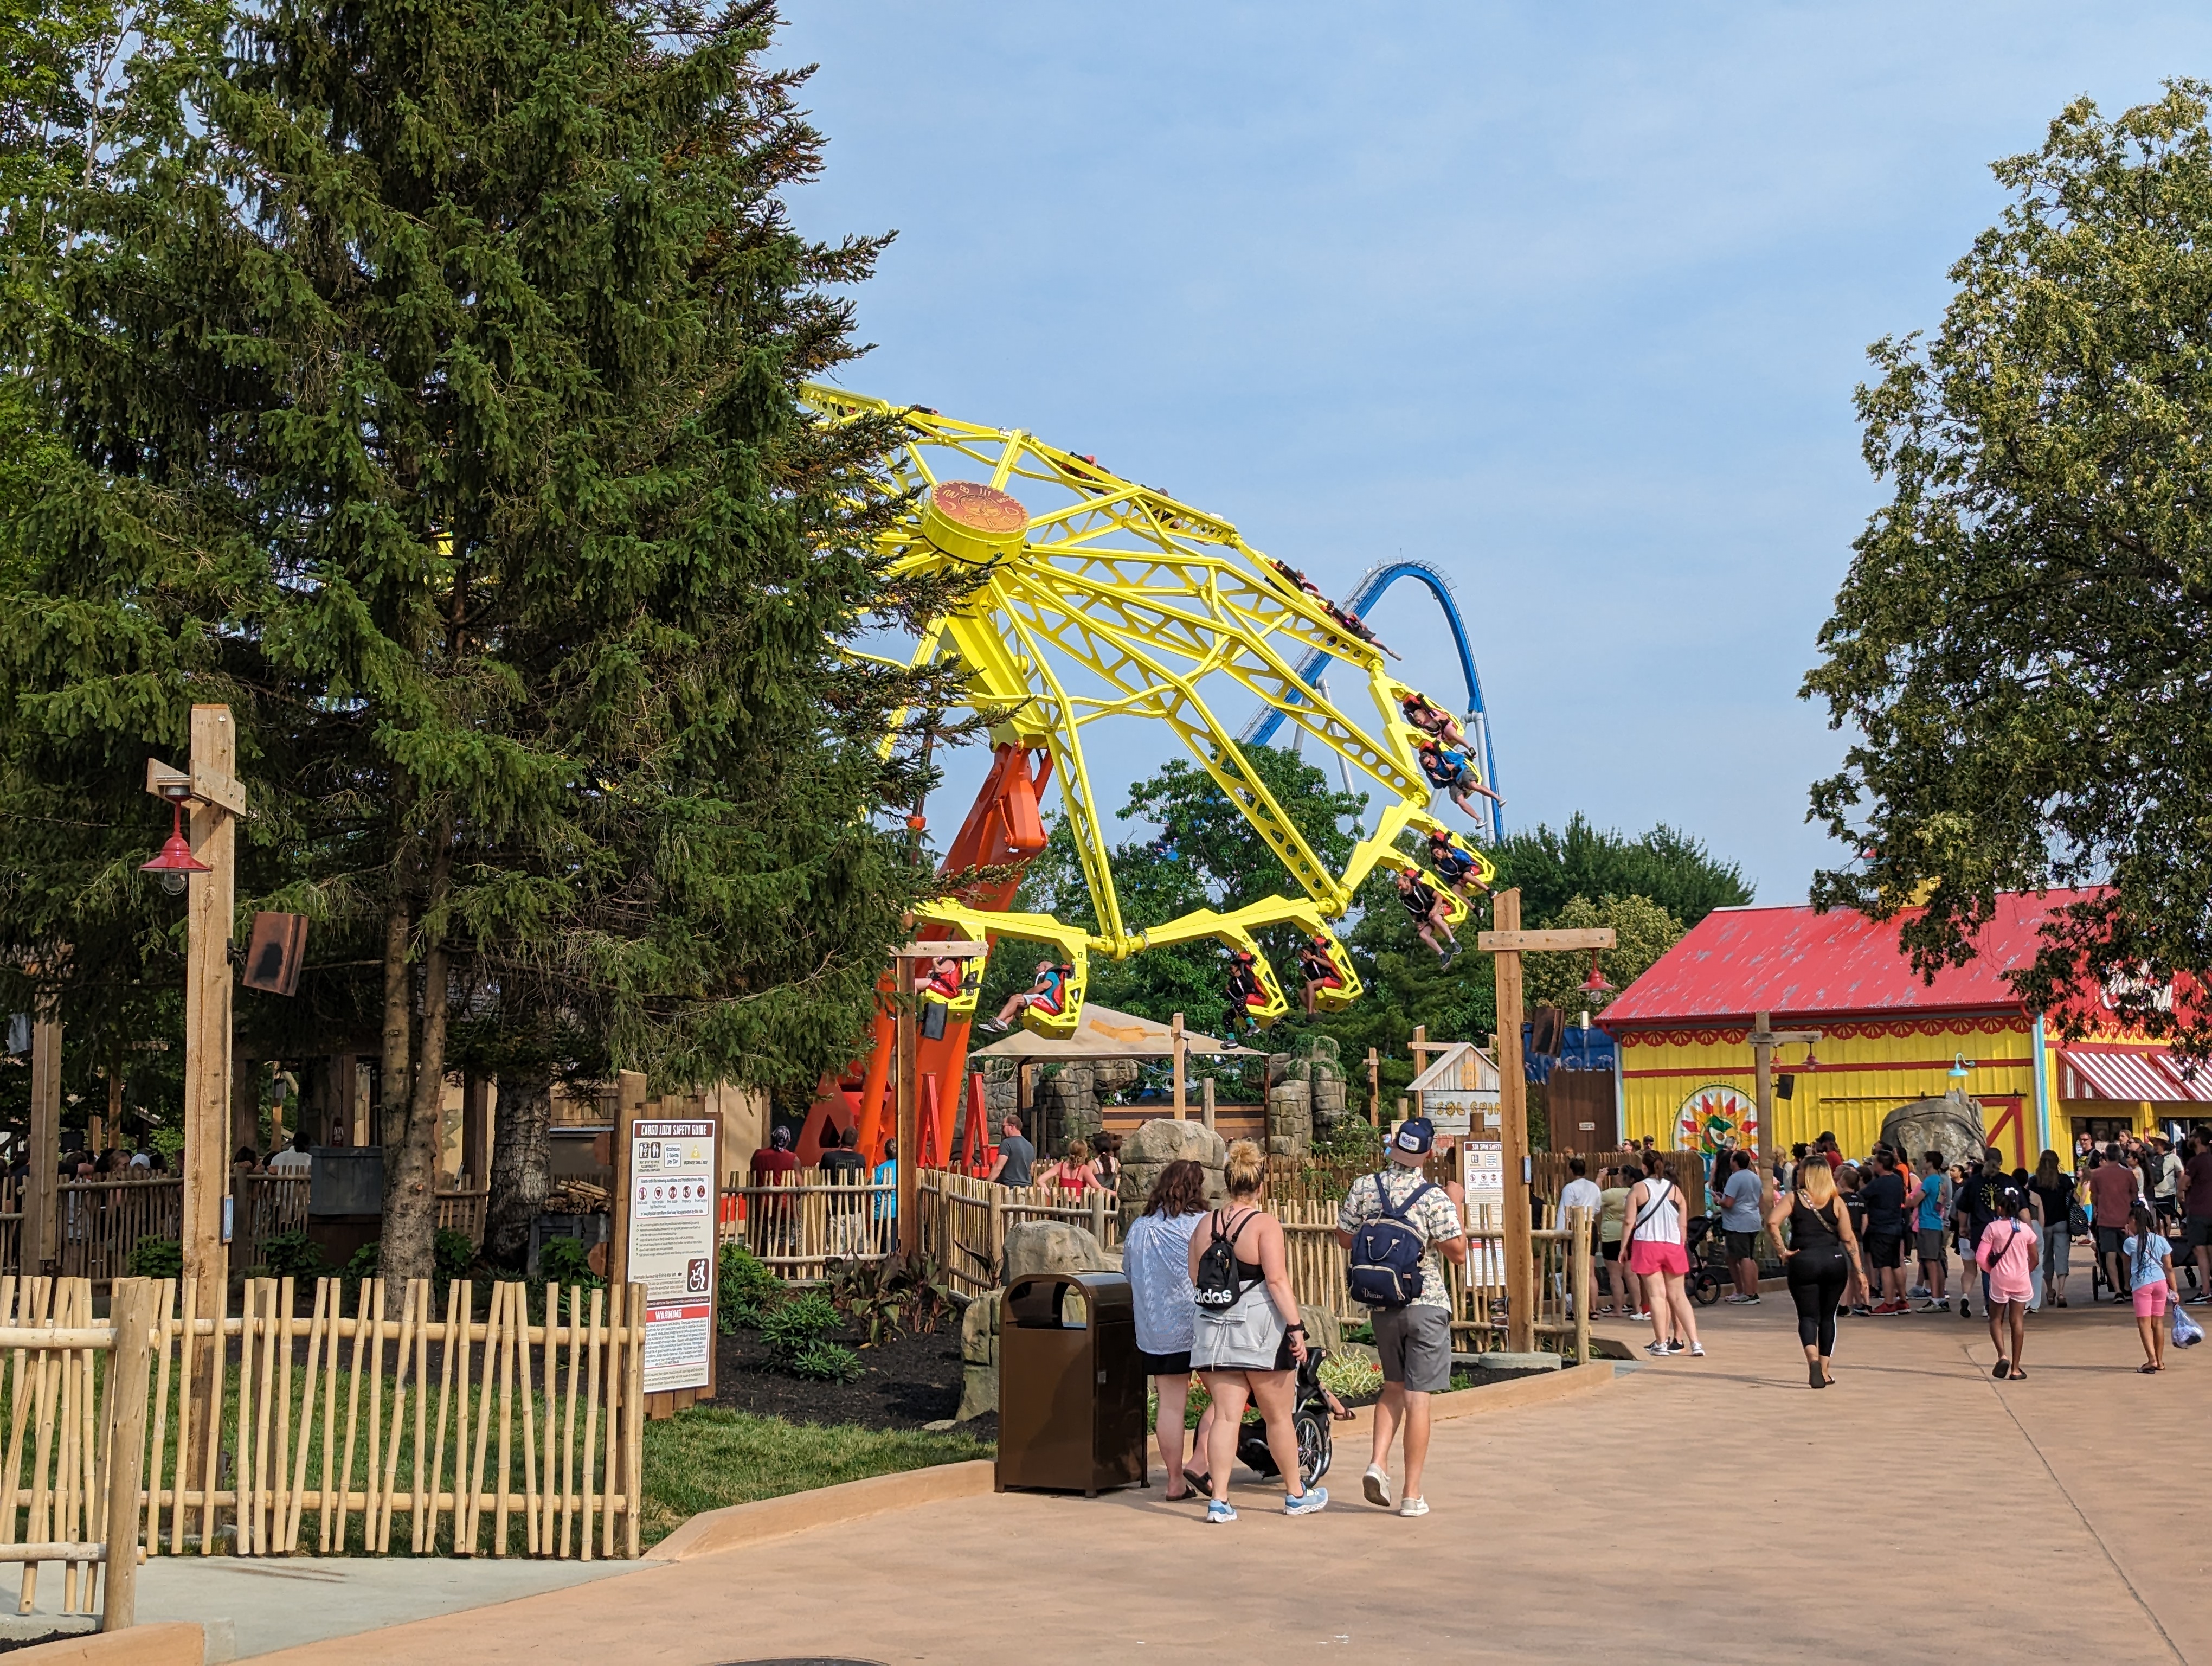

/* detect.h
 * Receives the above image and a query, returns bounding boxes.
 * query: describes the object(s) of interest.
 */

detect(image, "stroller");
[1234,1347,1334,1489]
[1684,1214,1726,1306]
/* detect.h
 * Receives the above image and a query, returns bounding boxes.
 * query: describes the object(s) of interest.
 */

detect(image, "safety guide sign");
[628,1118,718,1394]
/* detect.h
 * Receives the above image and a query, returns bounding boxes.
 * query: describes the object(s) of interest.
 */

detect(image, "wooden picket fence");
[0,1277,156,1627]
[1270,1200,1594,1362]
[718,1170,899,1281]
[140,1276,646,1560]
[914,1170,1118,1297]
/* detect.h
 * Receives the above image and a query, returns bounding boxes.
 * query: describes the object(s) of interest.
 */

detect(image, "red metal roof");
[1596,890,2100,1029]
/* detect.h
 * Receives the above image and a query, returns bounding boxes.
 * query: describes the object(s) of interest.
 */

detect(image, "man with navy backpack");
[1334,1116,1467,1517]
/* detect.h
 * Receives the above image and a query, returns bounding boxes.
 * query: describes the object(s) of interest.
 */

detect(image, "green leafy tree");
[1487,815,1751,929]
[0,0,954,1278]
[1805,81,2212,1046]
[1521,894,1684,1016]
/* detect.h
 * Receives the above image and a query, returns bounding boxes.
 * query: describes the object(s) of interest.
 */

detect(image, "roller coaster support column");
[889,940,987,1254]
[1478,893,1613,1354]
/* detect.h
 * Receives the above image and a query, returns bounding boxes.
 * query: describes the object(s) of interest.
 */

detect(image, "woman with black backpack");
[1186,1139,1325,1523]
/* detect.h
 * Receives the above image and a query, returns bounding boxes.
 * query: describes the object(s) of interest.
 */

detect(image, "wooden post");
[460,1073,489,1189]
[1491,889,1534,1353]
[1366,1047,1380,1128]
[1476,896,1615,1357]
[180,704,239,1320]
[1200,1077,1215,1133]
[101,1279,153,1631]
[1752,1009,1772,1176]
[895,959,919,1258]
[607,1071,647,1289]
[27,1006,60,1272]
[1171,1013,1186,1122]
[1746,1013,1819,1187]
[1570,1208,1591,1367]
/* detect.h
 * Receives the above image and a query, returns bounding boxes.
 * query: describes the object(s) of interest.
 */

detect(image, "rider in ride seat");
[983,960,1071,1033]
[1298,935,1345,1015]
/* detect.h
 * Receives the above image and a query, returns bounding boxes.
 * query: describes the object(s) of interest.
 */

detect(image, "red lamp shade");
[1578,949,1613,997]
[140,801,212,894]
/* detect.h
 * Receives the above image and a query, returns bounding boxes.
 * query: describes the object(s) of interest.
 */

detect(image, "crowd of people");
[1583,1125,2212,1385]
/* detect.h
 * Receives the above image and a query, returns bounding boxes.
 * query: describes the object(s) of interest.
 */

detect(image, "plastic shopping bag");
[2174,1305,2204,1349]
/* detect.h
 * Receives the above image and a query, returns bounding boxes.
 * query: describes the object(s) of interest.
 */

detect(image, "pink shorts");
[2133,1283,2170,1319]
[1627,1241,1689,1277]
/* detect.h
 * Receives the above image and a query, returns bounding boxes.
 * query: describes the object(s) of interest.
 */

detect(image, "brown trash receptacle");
[994,1271,1147,1497]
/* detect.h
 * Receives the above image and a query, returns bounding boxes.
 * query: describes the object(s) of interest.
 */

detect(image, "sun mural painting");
[1675,1085,1758,1156]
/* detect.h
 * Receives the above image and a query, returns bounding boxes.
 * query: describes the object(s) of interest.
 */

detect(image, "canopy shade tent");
[968,1003,1231,1060]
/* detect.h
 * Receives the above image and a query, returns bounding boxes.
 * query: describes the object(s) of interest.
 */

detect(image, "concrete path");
[242,1294,2206,1664]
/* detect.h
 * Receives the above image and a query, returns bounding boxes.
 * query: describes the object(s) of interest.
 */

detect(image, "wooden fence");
[0,1277,155,1628]
[717,1170,1123,1294]
[915,1170,1118,1297]
[718,1171,899,1281]
[142,1276,646,1560]
[0,1176,492,1285]
[1271,1201,1594,1363]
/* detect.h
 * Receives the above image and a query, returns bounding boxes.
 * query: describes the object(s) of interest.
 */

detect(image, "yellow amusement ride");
[807,386,1500,1165]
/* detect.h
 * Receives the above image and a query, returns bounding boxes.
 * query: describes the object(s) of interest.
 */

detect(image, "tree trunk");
[377,901,411,1222]
[484,1067,552,1271]
[381,941,449,1283]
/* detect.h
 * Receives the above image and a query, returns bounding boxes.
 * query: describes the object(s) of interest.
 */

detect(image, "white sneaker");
[1362,1465,1391,1509]
[1398,1495,1429,1517]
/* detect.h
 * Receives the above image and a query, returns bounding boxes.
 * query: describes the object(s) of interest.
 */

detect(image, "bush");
[757,1292,839,1371]
[256,1231,325,1279]
[787,1340,864,1383]
[434,1228,475,1284]
[127,1236,182,1280]
[345,1240,381,1280]
[717,1243,782,1332]
[539,1235,603,1290]
[825,1252,952,1345]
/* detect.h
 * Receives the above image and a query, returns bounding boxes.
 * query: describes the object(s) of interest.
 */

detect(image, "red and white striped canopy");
[2060,1045,2212,1104]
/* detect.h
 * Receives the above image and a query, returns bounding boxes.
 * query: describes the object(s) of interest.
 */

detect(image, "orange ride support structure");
[798,744,1052,1167]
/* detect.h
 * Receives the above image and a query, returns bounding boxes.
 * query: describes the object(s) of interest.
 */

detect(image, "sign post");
[622,1105,719,1414]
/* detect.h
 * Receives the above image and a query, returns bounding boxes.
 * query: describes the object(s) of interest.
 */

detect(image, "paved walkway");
[252,1295,2207,1665]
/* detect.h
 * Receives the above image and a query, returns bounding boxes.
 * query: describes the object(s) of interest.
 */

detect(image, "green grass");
[637,1408,993,1548]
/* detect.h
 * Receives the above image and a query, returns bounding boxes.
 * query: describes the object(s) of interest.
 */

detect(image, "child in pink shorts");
[2123,1202,2180,1374]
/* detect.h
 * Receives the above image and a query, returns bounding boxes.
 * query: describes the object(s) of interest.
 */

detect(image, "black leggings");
[1787,1249,1849,1356]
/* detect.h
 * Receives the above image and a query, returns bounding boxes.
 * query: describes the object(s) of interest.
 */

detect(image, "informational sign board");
[1461,1140,1507,1279]
[627,1118,718,1395]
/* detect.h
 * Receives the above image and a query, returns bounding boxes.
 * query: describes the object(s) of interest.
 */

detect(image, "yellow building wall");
[1618,1015,2040,1161]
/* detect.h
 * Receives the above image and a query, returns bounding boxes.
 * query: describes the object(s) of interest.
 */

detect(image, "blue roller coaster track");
[1239,558,1503,840]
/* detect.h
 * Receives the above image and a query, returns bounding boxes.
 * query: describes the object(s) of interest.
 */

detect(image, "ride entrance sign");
[627,1118,718,1395]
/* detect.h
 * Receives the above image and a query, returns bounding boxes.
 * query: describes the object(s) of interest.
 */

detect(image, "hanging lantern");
[1578,949,1613,998]
[140,800,211,896]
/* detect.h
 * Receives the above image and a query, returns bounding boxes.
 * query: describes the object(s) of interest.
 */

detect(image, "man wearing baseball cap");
[1334,1115,1467,1517]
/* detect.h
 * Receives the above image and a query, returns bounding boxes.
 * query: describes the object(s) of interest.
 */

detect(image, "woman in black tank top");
[1767,1157,1860,1389]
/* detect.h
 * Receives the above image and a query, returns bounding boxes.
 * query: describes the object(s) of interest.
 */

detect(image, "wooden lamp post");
[1477,889,1613,1354]
[143,706,246,1333]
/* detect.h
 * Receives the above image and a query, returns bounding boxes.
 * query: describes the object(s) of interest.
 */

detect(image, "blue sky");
[775,3,2212,905]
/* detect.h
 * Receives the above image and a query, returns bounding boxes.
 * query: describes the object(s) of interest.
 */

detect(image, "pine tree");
[1,0,953,1277]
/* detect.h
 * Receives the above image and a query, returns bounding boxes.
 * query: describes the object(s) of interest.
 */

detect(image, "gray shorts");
[1915,1228,1946,1265]
[1372,1303,1453,1394]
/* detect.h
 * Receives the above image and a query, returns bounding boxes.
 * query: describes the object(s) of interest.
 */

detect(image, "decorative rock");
[1117,1118,1229,1223]
[1299,1303,1342,1356]
[1879,1091,1988,1174]
[1001,1220,1112,1284]
[956,1291,1002,1421]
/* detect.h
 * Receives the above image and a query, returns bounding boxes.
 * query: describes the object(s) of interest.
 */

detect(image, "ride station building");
[1596,889,2209,1168]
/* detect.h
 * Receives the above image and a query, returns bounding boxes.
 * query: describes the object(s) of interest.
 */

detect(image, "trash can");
[994,1271,1147,1496]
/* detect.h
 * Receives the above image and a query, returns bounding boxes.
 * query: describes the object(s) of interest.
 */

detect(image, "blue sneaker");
[1283,1485,1329,1516]
[1205,1499,1237,1524]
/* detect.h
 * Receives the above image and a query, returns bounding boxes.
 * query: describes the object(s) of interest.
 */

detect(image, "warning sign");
[627,1118,717,1394]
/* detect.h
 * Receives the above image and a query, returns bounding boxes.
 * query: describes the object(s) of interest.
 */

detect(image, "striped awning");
[2059,1045,2211,1104]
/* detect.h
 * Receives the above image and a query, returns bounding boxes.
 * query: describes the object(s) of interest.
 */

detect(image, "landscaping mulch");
[712,1315,996,1442]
